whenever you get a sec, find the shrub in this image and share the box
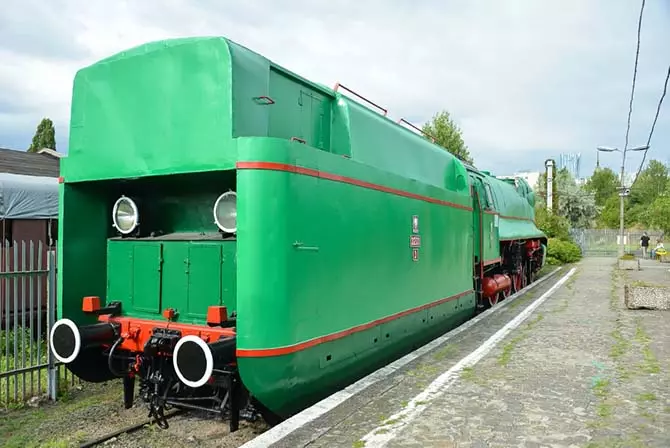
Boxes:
[546,237,582,264]
[535,207,571,240]
[546,255,562,266]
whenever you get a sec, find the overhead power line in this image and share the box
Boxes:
[631,63,670,187]
[623,0,646,153]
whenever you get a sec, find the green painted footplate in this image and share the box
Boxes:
[235,137,476,416]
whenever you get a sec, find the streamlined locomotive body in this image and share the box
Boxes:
[49,36,546,429]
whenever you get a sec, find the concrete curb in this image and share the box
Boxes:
[618,258,641,271]
[624,284,670,310]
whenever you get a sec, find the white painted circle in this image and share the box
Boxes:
[172,335,214,388]
[49,318,81,364]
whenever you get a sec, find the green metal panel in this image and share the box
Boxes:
[186,244,222,319]
[221,243,237,313]
[469,175,499,263]
[337,98,469,192]
[486,173,544,242]
[470,184,482,262]
[63,37,237,182]
[106,240,133,311]
[105,241,233,323]
[131,243,162,314]
[235,137,475,414]
[267,68,332,151]
[107,241,163,317]
[160,242,189,318]
[57,183,109,324]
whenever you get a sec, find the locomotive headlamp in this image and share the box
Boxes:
[112,196,139,234]
[213,191,237,233]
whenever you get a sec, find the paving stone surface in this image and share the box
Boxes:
[380,258,670,447]
[269,258,670,448]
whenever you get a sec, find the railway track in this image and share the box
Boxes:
[76,405,269,448]
[78,409,186,448]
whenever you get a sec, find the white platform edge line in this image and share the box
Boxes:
[240,266,563,448]
[360,267,577,447]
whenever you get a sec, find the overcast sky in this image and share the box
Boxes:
[1,0,668,177]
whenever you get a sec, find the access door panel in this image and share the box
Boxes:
[131,243,163,314]
[187,244,223,319]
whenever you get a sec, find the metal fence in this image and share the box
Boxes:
[570,228,664,257]
[0,239,78,408]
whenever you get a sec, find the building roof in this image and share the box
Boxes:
[0,147,61,178]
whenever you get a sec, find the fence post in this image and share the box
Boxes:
[46,249,58,401]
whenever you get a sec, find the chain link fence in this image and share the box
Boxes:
[570,228,664,257]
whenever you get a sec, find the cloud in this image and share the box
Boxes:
[1,0,669,177]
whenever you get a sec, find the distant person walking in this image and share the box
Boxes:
[640,232,650,258]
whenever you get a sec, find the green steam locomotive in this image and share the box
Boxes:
[48,36,546,430]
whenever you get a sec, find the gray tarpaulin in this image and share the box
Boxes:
[0,172,58,219]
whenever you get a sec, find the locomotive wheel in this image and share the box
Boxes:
[518,265,527,290]
[488,293,498,307]
[512,274,522,292]
[512,270,523,293]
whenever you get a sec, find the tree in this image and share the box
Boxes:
[534,167,597,229]
[584,167,619,207]
[649,196,670,235]
[421,111,473,164]
[535,205,571,240]
[27,118,56,153]
[630,160,668,206]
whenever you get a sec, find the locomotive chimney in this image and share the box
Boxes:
[172,335,236,388]
[49,318,119,364]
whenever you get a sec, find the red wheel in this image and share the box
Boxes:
[488,293,499,307]
[519,264,528,289]
[512,272,522,293]
[501,284,512,300]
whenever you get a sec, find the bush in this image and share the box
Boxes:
[547,237,582,264]
[535,207,571,240]
[546,255,562,266]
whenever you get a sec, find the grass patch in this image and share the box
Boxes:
[381,416,403,426]
[508,290,537,310]
[352,440,366,448]
[0,327,81,408]
[0,381,123,448]
[460,367,475,381]
[587,376,617,427]
[431,343,456,361]
[632,318,661,375]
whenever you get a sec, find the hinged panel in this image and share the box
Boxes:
[187,244,223,319]
[131,243,163,314]
[107,241,133,306]
[160,243,190,319]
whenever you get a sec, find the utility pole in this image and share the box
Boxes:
[596,144,650,257]
[545,159,554,213]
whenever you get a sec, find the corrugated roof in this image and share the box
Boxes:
[0,147,61,178]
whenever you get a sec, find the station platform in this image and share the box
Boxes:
[242,257,670,448]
